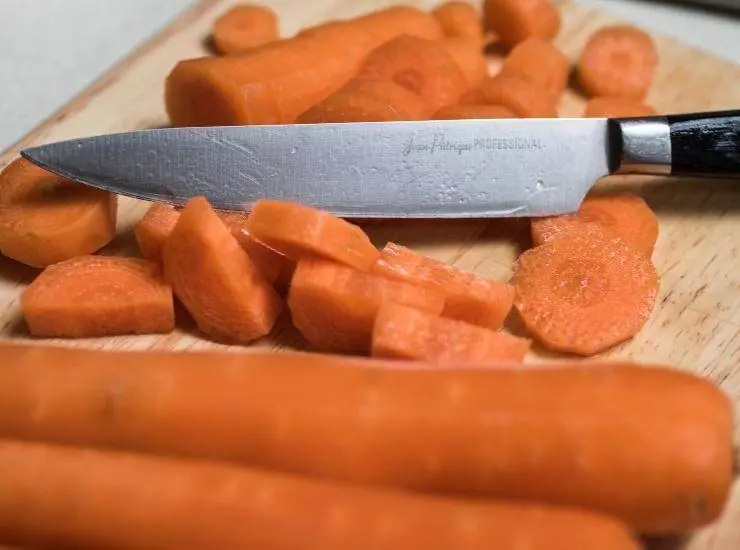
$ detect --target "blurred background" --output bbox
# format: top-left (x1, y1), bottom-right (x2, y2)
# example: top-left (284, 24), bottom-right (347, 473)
top-left (0, 0), bottom-right (738, 151)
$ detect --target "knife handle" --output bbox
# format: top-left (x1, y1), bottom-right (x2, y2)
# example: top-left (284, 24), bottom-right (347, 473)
top-left (612, 110), bottom-right (740, 178)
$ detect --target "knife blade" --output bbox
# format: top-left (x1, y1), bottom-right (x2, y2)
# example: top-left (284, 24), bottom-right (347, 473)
top-left (20, 110), bottom-right (740, 218)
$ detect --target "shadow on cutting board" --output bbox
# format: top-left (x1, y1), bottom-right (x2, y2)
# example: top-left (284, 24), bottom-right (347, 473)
top-left (643, 534), bottom-right (691, 550)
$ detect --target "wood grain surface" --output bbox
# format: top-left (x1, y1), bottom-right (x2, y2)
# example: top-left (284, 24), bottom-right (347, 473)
top-left (0, 0), bottom-right (738, 548)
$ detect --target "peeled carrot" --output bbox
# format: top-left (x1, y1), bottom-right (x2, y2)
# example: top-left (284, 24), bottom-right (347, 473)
top-left (500, 37), bottom-right (570, 97)
top-left (577, 25), bottom-right (658, 100)
top-left (461, 73), bottom-right (558, 117)
top-left (166, 6), bottom-right (442, 126)
top-left (357, 35), bottom-right (467, 113)
top-left (163, 196), bottom-right (282, 344)
top-left (440, 38), bottom-right (488, 90)
top-left (514, 226), bottom-right (659, 356)
top-left (21, 256), bottom-right (174, 338)
top-left (434, 103), bottom-right (514, 119)
top-left (0, 157), bottom-right (117, 268)
top-left (288, 258), bottom-right (446, 353)
top-left (244, 199), bottom-right (380, 271)
top-left (0, 342), bottom-right (732, 534)
top-left (584, 96), bottom-right (656, 118)
top-left (432, 1), bottom-right (485, 48)
top-left (372, 301), bottom-right (530, 363)
top-left (531, 193), bottom-right (659, 256)
top-left (134, 202), bottom-right (180, 262)
top-left (483, 0), bottom-right (561, 47)
top-left (373, 242), bottom-right (514, 330)
top-left (211, 4), bottom-right (279, 55)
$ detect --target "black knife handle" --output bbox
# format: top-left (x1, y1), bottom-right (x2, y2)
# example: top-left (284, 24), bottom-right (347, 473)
top-left (612, 110), bottom-right (740, 178)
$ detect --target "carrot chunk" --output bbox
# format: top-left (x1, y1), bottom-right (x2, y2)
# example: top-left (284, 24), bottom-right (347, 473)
top-left (483, 0), bottom-right (561, 47)
top-left (432, 2), bottom-right (485, 48)
top-left (434, 103), bottom-right (514, 119)
top-left (372, 301), bottom-right (530, 363)
top-left (163, 197), bottom-right (282, 344)
top-left (288, 259), bottom-right (446, 353)
top-left (440, 38), bottom-right (488, 90)
top-left (513, 226), bottom-right (659, 356)
top-left (584, 97), bottom-right (656, 118)
top-left (0, 158), bottom-right (117, 268)
top-left (211, 4), bottom-right (279, 55)
top-left (21, 256), bottom-right (174, 337)
top-left (462, 73), bottom-right (557, 117)
top-left (134, 203), bottom-right (180, 262)
top-left (531, 193), bottom-right (659, 256)
top-left (577, 25), bottom-right (658, 100)
top-left (244, 199), bottom-right (379, 271)
top-left (373, 242), bottom-right (514, 329)
top-left (500, 37), bottom-right (570, 97)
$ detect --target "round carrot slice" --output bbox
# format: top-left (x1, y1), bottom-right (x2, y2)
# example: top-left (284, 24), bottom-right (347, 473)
top-left (500, 38), bottom-right (570, 97)
top-left (461, 73), bottom-right (557, 118)
top-left (434, 104), bottom-right (514, 119)
top-left (432, 2), bottom-right (485, 48)
top-left (440, 38), bottom-right (488, 90)
top-left (577, 25), bottom-right (658, 100)
top-left (483, 0), bottom-right (561, 47)
top-left (211, 4), bottom-right (279, 55)
top-left (584, 97), bottom-right (656, 118)
top-left (513, 226), bottom-right (659, 356)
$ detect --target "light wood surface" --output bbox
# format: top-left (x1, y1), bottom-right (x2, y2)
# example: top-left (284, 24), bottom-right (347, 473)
top-left (0, 0), bottom-right (739, 548)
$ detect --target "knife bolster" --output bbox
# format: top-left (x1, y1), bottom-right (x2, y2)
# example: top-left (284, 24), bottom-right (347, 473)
top-left (612, 116), bottom-right (672, 175)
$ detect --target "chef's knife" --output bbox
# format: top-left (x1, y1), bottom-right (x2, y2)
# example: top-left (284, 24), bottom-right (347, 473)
top-left (21, 110), bottom-right (740, 218)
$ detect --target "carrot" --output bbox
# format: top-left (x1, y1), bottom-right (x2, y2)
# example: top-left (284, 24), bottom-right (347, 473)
top-left (357, 35), bottom-right (467, 113)
top-left (211, 4), bottom-right (279, 55)
top-left (373, 242), bottom-right (514, 330)
top-left (432, 1), bottom-right (485, 48)
top-left (0, 157), bottom-right (117, 268)
top-left (134, 202), bottom-right (180, 262)
top-left (166, 6), bottom-right (442, 126)
top-left (244, 199), bottom-right (380, 271)
top-left (577, 25), bottom-right (658, 100)
top-left (162, 196), bottom-right (282, 344)
top-left (440, 38), bottom-right (488, 90)
top-left (584, 96), bottom-right (656, 118)
top-left (461, 73), bottom-right (558, 117)
top-left (372, 301), bottom-right (530, 363)
top-left (434, 103), bottom-right (514, 119)
top-left (483, 0), bottom-right (561, 47)
top-left (500, 37), bottom-right (570, 97)
top-left (0, 342), bottom-right (732, 534)
top-left (514, 226), bottom-right (659, 356)
top-left (21, 256), bottom-right (174, 338)
top-left (530, 193), bottom-right (659, 256)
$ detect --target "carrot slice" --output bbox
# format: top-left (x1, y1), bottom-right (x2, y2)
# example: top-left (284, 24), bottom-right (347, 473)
top-left (373, 242), bottom-right (514, 330)
top-left (0, 158), bottom-right (117, 268)
top-left (162, 197), bottom-right (282, 344)
top-left (211, 4), bottom-right (279, 55)
top-left (288, 258), bottom-right (446, 353)
top-left (434, 103), bottom-right (514, 119)
top-left (21, 256), bottom-right (174, 338)
top-left (357, 35), bottom-right (467, 113)
top-left (244, 199), bottom-right (379, 271)
top-left (500, 37), bottom-right (570, 97)
top-left (372, 301), bottom-right (530, 363)
top-left (577, 25), bottom-right (658, 100)
top-left (513, 226), bottom-right (659, 356)
top-left (584, 97), bottom-right (656, 118)
top-left (440, 38), bottom-right (488, 90)
top-left (134, 203), bottom-right (180, 262)
top-left (483, 0), bottom-right (561, 47)
top-left (432, 2), bottom-right (485, 48)
top-left (461, 73), bottom-right (557, 117)
top-left (531, 193), bottom-right (659, 256)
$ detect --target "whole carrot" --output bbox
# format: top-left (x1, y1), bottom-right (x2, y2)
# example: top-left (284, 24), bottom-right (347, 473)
top-left (0, 342), bottom-right (731, 534)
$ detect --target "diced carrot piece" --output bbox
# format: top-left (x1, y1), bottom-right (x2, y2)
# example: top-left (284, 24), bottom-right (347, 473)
top-left (483, 0), bottom-right (561, 47)
top-left (372, 302), bottom-right (530, 363)
top-left (134, 203), bottom-right (180, 262)
top-left (211, 4), bottom-right (279, 55)
top-left (21, 256), bottom-right (174, 337)
top-left (288, 259), bottom-right (446, 353)
top-left (500, 38), bottom-right (570, 98)
top-left (372, 242), bottom-right (514, 330)
top-left (584, 97), bottom-right (656, 118)
top-left (440, 38), bottom-right (488, 90)
top-left (163, 197), bottom-right (282, 344)
top-left (432, 2), bottom-right (485, 48)
top-left (434, 103), bottom-right (514, 119)
top-left (461, 73), bottom-right (557, 118)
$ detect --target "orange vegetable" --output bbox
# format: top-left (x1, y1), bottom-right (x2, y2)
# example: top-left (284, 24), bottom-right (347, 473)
top-left (462, 73), bottom-right (558, 117)
top-left (584, 96), bottom-right (656, 118)
top-left (513, 226), bottom-right (659, 356)
top-left (434, 103), bottom-right (514, 119)
top-left (166, 6), bottom-right (442, 126)
top-left (0, 158), bottom-right (117, 268)
top-left (244, 199), bottom-right (380, 271)
top-left (357, 35), bottom-right (467, 113)
top-left (21, 256), bottom-right (173, 338)
top-left (0, 342), bottom-right (732, 535)
top-left (211, 4), bottom-right (279, 55)
top-left (288, 258), bottom-right (446, 353)
top-left (500, 37), bottom-right (570, 97)
top-left (440, 37), bottom-right (488, 90)
top-left (162, 196), bottom-right (282, 344)
top-left (530, 193), bottom-right (659, 256)
top-left (372, 301), bottom-right (530, 363)
top-left (432, 1), bottom-right (485, 48)
top-left (373, 242), bottom-right (514, 329)
top-left (577, 25), bottom-right (658, 100)
top-left (483, 0), bottom-right (561, 47)
top-left (134, 202), bottom-right (180, 262)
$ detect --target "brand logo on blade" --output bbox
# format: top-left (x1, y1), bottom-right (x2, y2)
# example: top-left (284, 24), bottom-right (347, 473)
top-left (402, 134), bottom-right (545, 156)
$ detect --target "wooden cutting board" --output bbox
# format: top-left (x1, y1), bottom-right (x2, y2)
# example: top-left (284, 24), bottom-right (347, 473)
top-left (0, 0), bottom-right (738, 548)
